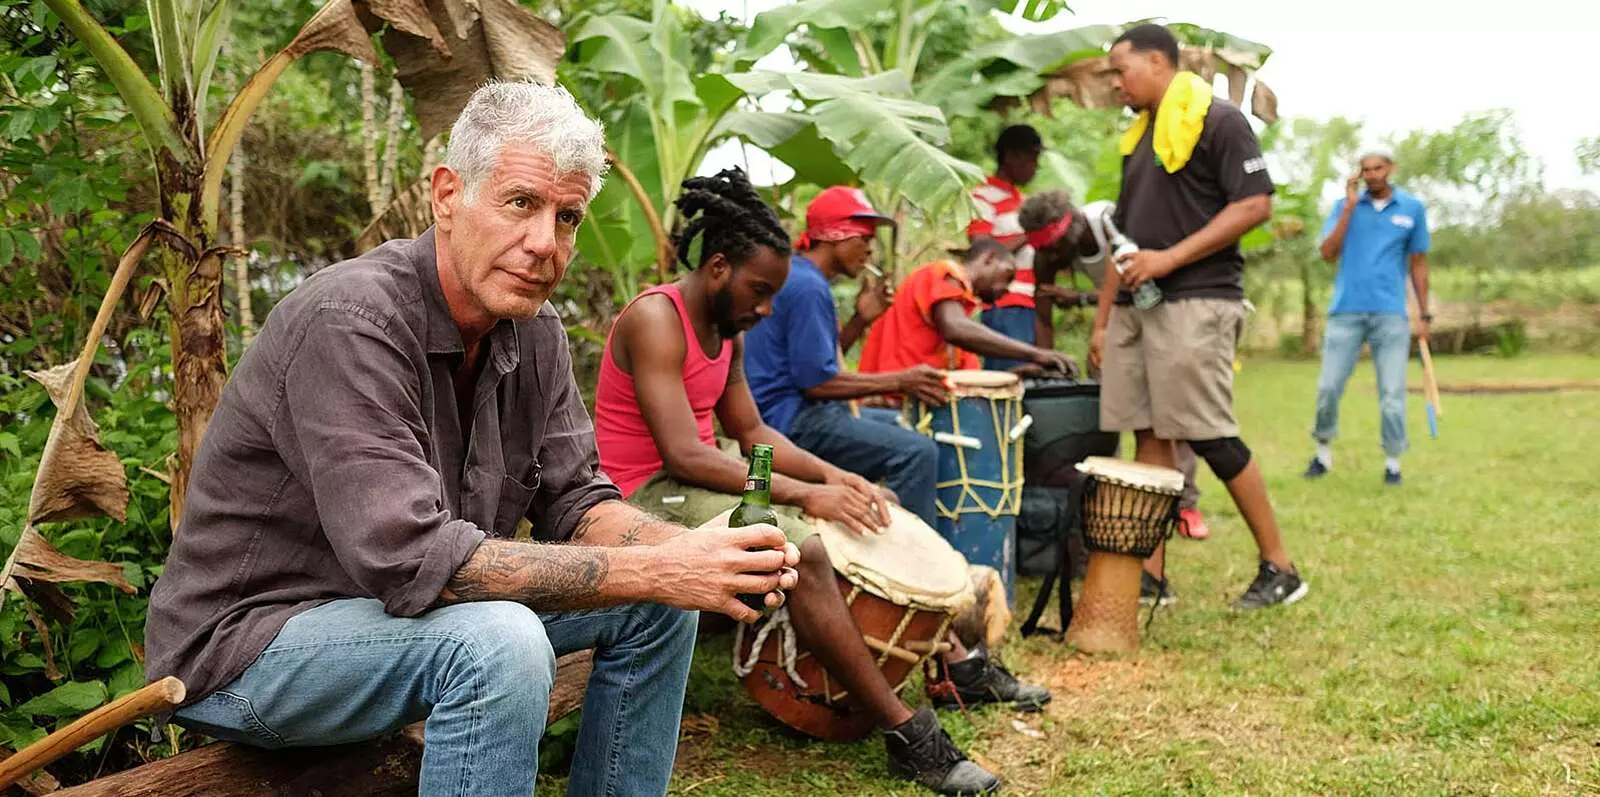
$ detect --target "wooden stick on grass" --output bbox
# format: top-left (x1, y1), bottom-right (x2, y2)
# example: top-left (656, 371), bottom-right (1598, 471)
top-left (0, 677), bottom-right (186, 791)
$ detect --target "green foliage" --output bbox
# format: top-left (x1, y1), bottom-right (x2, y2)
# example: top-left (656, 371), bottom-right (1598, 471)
top-left (1577, 135), bottom-right (1600, 176)
top-left (1390, 109), bottom-right (1540, 227)
top-left (0, 327), bottom-right (178, 780)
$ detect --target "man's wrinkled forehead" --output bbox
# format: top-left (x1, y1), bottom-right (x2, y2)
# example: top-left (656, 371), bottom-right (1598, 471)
top-left (489, 145), bottom-right (594, 207)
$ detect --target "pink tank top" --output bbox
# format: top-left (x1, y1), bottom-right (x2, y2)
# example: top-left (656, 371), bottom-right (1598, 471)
top-left (595, 284), bottom-right (732, 497)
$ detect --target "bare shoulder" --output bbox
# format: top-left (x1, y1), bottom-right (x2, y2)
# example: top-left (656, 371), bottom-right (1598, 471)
top-left (614, 293), bottom-right (685, 371)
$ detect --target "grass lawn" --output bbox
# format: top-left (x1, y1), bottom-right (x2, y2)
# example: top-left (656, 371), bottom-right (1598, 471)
top-left (544, 353), bottom-right (1600, 796)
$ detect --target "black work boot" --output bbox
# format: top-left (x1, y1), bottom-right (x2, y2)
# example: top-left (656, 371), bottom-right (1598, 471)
top-left (884, 707), bottom-right (1000, 795)
top-left (929, 648), bottom-right (1052, 711)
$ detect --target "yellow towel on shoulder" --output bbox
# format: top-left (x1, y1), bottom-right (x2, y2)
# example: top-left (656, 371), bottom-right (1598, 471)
top-left (1119, 71), bottom-right (1213, 173)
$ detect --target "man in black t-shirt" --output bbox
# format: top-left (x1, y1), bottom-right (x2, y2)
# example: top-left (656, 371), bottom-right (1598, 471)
top-left (1088, 24), bottom-right (1307, 610)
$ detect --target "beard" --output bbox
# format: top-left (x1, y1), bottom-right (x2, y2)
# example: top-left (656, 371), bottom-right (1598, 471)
top-left (711, 284), bottom-right (741, 339)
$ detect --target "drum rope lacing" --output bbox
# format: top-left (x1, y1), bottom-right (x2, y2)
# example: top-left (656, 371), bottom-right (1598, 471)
top-left (731, 607), bottom-right (809, 689)
top-left (910, 395), bottom-right (1024, 520)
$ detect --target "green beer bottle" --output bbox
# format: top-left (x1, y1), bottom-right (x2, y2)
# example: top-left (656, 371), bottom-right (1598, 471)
top-left (729, 444), bottom-right (781, 613)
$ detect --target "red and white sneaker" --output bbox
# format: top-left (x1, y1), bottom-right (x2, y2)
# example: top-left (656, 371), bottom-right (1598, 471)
top-left (1178, 507), bottom-right (1210, 540)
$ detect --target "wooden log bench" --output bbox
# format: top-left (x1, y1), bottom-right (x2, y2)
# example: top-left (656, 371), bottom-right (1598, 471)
top-left (52, 651), bottom-right (594, 796)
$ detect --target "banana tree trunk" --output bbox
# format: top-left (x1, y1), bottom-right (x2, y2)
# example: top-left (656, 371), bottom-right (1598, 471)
top-left (163, 241), bottom-right (227, 532)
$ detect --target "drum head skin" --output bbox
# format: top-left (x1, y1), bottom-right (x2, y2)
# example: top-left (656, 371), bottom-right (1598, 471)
top-left (815, 504), bottom-right (976, 613)
top-left (1075, 455), bottom-right (1185, 495)
top-left (944, 369), bottom-right (1024, 398)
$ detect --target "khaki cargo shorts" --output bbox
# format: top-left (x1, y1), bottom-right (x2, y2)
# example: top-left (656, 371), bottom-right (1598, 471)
top-left (628, 472), bottom-right (818, 546)
top-left (1100, 298), bottom-right (1247, 441)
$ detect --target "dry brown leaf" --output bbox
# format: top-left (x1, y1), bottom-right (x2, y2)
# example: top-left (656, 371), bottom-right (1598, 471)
top-left (361, 0), bottom-right (565, 140)
top-left (284, 0), bottom-right (379, 63)
top-left (1225, 64), bottom-right (1247, 106)
top-left (23, 361), bottom-right (129, 526)
top-left (1251, 80), bottom-right (1279, 124)
top-left (5, 526), bottom-right (136, 596)
top-left (1032, 46), bottom-right (1281, 125)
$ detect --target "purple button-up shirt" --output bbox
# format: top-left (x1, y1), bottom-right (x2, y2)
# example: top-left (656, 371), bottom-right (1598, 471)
top-left (145, 228), bottom-right (619, 705)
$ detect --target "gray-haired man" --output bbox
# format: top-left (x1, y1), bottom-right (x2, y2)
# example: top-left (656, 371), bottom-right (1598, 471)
top-left (145, 82), bottom-right (800, 796)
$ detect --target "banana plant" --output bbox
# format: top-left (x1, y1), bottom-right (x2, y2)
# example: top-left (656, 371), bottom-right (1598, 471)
top-left (38, 0), bottom-right (563, 531)
top-left (563, 0), bottom-right (983, 293)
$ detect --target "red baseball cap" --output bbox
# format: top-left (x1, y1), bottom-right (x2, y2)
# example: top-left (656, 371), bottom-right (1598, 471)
top-left (798, 186), bottom-right (895, 249)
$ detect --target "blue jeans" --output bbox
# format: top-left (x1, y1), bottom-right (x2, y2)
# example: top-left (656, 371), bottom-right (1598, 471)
top-left (788, 401), bottom-right (939, 527)
top-left (979, 305), bottom-right (1036, 371)
top-left (1313, 313), bottom-right (1411, 457)
top-left (174, 598), bottom-right (696, 797)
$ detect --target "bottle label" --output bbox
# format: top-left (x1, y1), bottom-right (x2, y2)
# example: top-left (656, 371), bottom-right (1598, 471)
top-left (744, 478), bottom-right (768, 493)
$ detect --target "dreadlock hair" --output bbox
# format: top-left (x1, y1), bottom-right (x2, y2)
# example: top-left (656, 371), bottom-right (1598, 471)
top-left (1019, 190), bottom-right (1089, 259)
top-left (672, 167), bottom-right (790, 271)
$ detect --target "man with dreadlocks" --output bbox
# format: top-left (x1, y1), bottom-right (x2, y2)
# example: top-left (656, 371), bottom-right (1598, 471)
top-left (597, 169), bottom-right (1052, 795)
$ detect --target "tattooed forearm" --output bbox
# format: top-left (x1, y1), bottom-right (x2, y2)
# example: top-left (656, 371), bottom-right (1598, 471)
top-left (570, 500), bottom-right (685, 548)
top-left (437, 540), bottom-right (614, 610)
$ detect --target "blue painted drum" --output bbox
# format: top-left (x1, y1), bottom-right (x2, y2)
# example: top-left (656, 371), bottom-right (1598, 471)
top-left (904, 370), bottom-right (1027, 605)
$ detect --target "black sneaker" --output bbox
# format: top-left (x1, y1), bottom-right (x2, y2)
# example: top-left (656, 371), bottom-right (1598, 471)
top-left (929, 649), bottom-right (1052, 712)
top-left (1304, 457), bottom-right (1329, 479)
top-left (1139, 571), bottom-right (1177, 606)
top-left (885, 707), bottom-right (1000, 795)
top-left (1384, 468), bottom-right (1402, 486)
top-left (1231, 560), bottom-right (1309, 610)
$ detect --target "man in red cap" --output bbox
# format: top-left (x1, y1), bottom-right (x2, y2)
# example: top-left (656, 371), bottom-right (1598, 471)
top-left (744, 186), bottom-right (949, 528)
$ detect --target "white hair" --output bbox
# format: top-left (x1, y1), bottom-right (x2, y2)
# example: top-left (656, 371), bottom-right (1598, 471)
top-left (444, 81), bottom-right (608, 204)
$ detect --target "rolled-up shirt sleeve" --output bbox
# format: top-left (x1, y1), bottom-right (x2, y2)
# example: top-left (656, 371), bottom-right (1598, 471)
top-left (272, 308), bottom-right (485, 616)
top-left (529, 322), bottom-right (623, 542)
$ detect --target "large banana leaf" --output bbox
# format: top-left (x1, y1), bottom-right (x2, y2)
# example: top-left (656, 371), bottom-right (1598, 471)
top-left (728, 70), bottom-right (984, 222)
top-left (734, 0), bottom-right (893, 68)
top-left (712, 112), bottom-right (857, 188)
top-left (917, 25), bottom-right (1120, 116)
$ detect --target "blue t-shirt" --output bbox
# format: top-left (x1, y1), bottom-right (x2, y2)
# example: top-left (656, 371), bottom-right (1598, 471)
top-left (744, 255), bottom-right (841, 435)
top-left (1323, 187), bottom-right (1430, 315)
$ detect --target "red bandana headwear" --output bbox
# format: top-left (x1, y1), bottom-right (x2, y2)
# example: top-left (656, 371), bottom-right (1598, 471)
top-left (1025, 210), bottom-right (1074, 250)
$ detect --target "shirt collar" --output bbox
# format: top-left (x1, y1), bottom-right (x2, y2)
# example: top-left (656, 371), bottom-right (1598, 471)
top-left (414, 226), bottom-right (521, 374)
top-left (986, 174), bottom-right (1019, 194)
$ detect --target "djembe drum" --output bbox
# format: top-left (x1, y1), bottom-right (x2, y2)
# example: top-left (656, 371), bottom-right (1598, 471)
top-left (1065, 456), bottom-right (1183, 654)
top-left (904, 370), bottom-right (1026, 604)
top-left (723, 504), bottom-right (976, 741)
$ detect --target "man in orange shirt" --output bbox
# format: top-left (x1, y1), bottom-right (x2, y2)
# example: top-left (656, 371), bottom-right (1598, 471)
top-left (859, 240), bottom-right (1074, 377)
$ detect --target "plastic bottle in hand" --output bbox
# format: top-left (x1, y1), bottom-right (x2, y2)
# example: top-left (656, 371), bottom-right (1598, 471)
top-left (729, 444), bottom-right (782, 613)
top-left (1104, 216), bottom-right (1163, 310)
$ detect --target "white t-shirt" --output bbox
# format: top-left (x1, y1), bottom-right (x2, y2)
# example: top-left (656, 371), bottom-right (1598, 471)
top-left (1073, 200), bottom-right (1118, 290)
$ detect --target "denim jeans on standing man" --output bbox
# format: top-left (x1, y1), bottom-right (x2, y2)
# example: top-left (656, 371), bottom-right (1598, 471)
top-left (173, 597), bottom-right (697, 797)
top-left (787, 401), bottom-right (939, 527)
top-left (1313, 312), bottom-right (1411, 457)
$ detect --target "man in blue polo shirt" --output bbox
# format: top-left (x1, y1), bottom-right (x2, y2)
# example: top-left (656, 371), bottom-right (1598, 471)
top-left (744, 186), bottom-right (949, 527)
top-left (1306, 148), bottom-right (1431, 485)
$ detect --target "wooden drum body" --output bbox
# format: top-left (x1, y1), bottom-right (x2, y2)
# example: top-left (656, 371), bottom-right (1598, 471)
top-left (728, 505), bottom-right (975, 741)
top-left (1065, 456), bottom-right (1183, 654)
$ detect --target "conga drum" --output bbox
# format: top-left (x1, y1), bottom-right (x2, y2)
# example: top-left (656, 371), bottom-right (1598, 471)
top-left (724, 504), bottom-right (976, 741)
top-left (1066, 456), bottom-right (1183, 654)
top-left (905, 370), bottom-right (1026, 604)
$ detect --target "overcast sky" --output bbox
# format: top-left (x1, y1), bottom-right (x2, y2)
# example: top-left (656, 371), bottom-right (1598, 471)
top-left (680, 0), bottom-right (1600, 195)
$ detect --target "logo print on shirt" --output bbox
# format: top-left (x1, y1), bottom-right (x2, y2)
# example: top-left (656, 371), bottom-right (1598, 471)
top-left (1242, 157), bottom-right (1268, 175)
top-left (1391, 215), bottom-right (1415, 229)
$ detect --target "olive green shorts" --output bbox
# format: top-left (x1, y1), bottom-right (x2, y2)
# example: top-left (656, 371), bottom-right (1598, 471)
top-left (627, 472), bottom-right (818, 546)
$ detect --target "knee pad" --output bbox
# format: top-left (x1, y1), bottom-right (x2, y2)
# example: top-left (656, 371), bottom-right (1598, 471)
top-left (1188, 437), bottom-right (1252, 482)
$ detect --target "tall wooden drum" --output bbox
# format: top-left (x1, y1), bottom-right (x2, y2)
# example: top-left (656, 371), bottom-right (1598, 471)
top-left (1066, 456), bottom-right (1183, 654)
